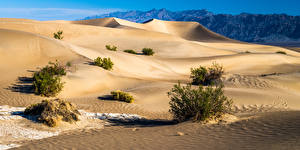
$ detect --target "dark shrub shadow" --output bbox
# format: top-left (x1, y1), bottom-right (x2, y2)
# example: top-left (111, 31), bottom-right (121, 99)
top-left (7, 76), bottom-right (35, 94)
top-left (106, 118), bottom-right (177, 127)
top-left (11, 111), bottom-right (39, 123)
top-left (84, 61), bottom-right (95, 65)
top-left (98, 95), bottom-right (114, 101)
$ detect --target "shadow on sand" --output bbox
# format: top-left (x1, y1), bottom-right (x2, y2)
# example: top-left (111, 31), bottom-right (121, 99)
top-left (7, 76), bottom-right (35, 94)
top-left (98, 95), bottom-right (115, 101)
top-left (10, 110), bottom-right (40, 123)
top-left (106, 119), bottom-right (177, 127)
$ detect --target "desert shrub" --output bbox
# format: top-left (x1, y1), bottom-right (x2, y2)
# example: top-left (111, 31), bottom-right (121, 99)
top-left (66, 61), bottom-right (72, 67)
top-left (168, 83), bottom-right (232, 122)
top-left (111, 90), bottom-right (134, 103)
top-left (124, 49), bottom-right (137, 54)
top-left (190, 62), bottom-right (224, 85)
top-left (142, 48), bottom-right (155, 56)
top-left (276, 51), bottom-right (287, 55)
top-left (106, 45), bottom-right (117, 51)
top-left (94, 57), bottom-right (114, 70)
top-left (245, 51), bottom-right (251, 53)
top-left (39, 61), bottom-right (66, 76)
top-left (53, 30), bottom-right (64, 40)
top-left (33, 61), bottom-right (66, 97)
top-left (24, 99), bottom-right (80, 127)
top-left (33, 72), bottom-right (64, 97)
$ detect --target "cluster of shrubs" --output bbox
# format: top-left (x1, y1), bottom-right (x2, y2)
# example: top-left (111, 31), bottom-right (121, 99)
top-left (190, 62), bottom-right (224, 86)
top-left (24, 99), bottom-right (80, 127)
top-left (168, 62), bottom-right (232, 122)
top-left (124, 48), bottom-right (155, 56)
top-left (106, 45), bottom-right (117, 51)
top-left (53, 30), bottom-right (64, 40)
top-left (111, 90), bottom-right (134, 103)
top-left (142, 48), bottom-right (155, 56)
top-left (33, 61), bottom-right (66, 97)
top-left (93, 57), bottom-right (114, 70)
top-left (123, 49), bottom-right (137, 54)
top-left (104, 45), bottom-right (155, 56)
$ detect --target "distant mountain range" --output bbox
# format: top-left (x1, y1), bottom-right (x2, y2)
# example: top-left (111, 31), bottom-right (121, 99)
top-left (82, 9), bottom-right (300, 44)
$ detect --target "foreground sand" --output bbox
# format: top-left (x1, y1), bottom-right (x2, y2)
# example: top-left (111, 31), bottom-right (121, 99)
top-left (0, 18), bottom-right (299, 149)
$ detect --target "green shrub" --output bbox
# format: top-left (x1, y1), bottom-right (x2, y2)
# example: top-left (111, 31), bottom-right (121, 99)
top-left (142, 48), bottom-right (155, 56)
top-left (168, 83), bottom-right (232, 122)
top-left (191, 62), bottom-right (224, 85)
top-left (33, 61), bottom-right (66, 97)
top-left (123, 49), bottom-right (137, 54)
top-left (66, 61), bottom-right (72, 67)
top-left (111, 90), bottom-right (134, 103)
top-left (276, 51), bottom-right (287, 55)
top-left (53, 30), bottom-right (64, 40)
top-left (24, 99), bottom-right (80, 127)
top-left (40, 61), bottom-right (66, 76)
top-left (106, 45), bottom-right (117, 51)
top-left (93, 57), bottom-right (114, 70)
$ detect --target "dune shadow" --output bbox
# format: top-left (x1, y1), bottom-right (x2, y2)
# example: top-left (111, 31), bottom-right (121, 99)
top-left (7, 76), bottom-right (35, 94)
top-left (107, 118), bottom-right (177, 127)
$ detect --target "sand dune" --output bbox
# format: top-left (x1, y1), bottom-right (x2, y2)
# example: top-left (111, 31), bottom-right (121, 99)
top-left (68, 18), bottom-right (233, 42)
top-left (0, 17), bottom-right (300, 149)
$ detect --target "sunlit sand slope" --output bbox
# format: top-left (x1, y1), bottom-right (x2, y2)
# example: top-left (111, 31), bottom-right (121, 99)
top-left (0, 17), bottom-right (300, 150)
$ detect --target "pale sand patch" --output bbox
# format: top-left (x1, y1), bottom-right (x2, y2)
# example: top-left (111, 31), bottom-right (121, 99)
top-left (0, 144), bottom-right (20, 150)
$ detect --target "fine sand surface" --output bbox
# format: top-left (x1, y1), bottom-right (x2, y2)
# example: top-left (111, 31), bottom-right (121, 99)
top-left (0, 18), bottom-right (299, 149)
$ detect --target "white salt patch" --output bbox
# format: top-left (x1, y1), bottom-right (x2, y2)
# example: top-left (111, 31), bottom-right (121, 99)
top-left (0, 106), bottom-right (25, 120)
top-left (0, 105), bottom-right (143, 149)
top-left (80, 111), bottom-right (143, 121)
top-left (0, 144), bottom-right (20, 150)
top-left (0, 123), bottom-right (59, 140)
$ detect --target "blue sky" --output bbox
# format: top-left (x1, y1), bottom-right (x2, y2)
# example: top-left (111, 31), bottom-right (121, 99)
top-left (0, 0), bottom-right (299, 20)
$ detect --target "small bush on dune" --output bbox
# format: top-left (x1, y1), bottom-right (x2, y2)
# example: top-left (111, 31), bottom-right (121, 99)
top-left (142, 48), bottom-right (155, 56)
top-left (276, 51), bottom-right (287, 55)
top-left (33, 72), bottom-right (64, 97)
top-left (24, 99), bottom-right (80, 127)
top-left (66, 61), bottom-right (72, 67)
top-left (124, 49), bottom-right (137, 54)
top-left (53, 30), bottom-right (64, 40)
top-left (111, 90), bottom-right (134, 103)
top-left (39, 61), bottom-right (66, 76)
top-left (191, 62), bottom-right (224, 86)
top-left (168, 83), bottom-right (232, 122)
top-left (106, 45), bottom-right (117, 51)
top-left (94, 57), bottom-right (114, 70)
top-left (33, 61), bottom-right (66, 97)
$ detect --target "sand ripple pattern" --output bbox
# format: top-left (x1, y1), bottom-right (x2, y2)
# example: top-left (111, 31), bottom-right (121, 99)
top-left (225, 74), bottom-right (272, 89)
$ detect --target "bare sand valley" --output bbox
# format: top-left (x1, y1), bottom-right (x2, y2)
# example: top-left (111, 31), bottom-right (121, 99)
top-left (0, 17), bottom-right (300, 149)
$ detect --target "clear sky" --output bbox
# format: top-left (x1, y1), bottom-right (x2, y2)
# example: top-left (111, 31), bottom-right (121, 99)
top-left (0, 0), bottom-right (299, 20)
